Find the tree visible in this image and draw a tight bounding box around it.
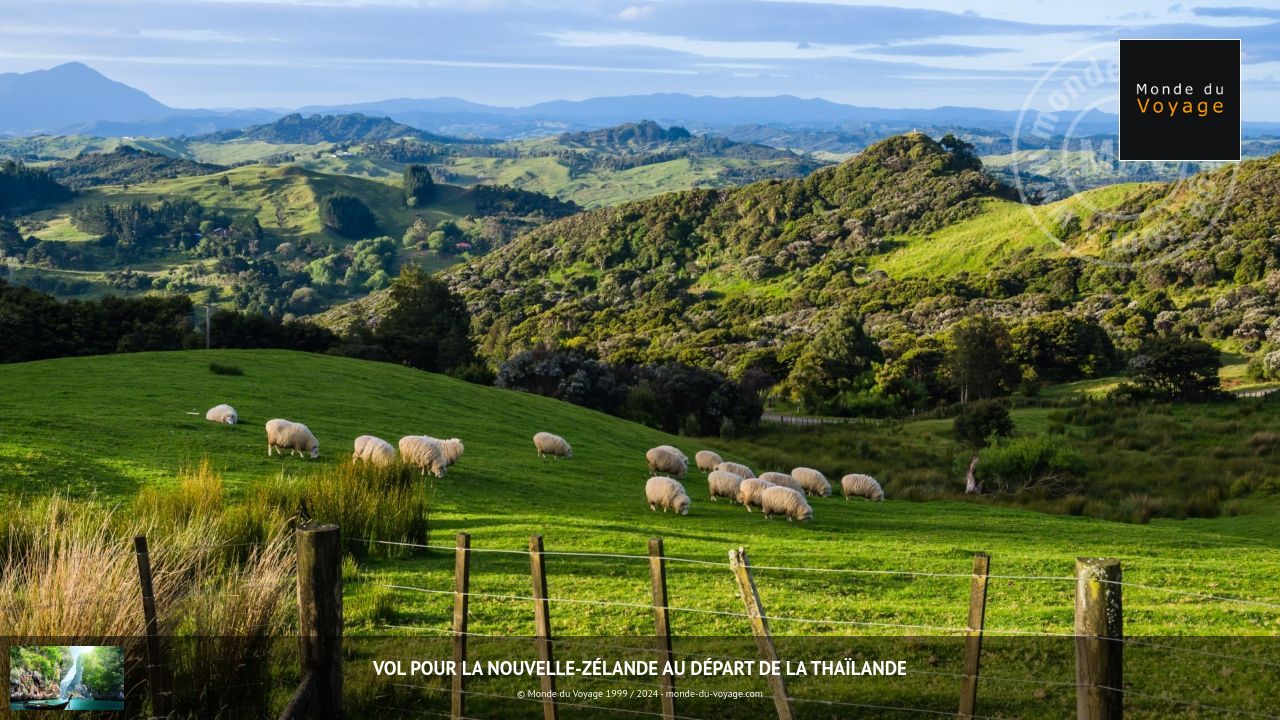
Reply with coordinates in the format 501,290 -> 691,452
1127,336 -> 1221,401
373,265 -> 476,372
403,164 -> 434,207
953,399 -> 1014,493
318,192 -> 377,239
944,314 -> 1020,403
787,307 -> 881,412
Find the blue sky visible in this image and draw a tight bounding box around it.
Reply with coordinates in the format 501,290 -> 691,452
1,0 -> 1279,117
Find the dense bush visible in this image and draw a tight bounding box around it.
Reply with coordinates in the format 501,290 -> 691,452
318,191 -> 378,239
0,159 -> 72,214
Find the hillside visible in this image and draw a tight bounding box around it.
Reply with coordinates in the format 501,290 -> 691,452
196,113 -> 472,145
1,349 -> 1277,647
48,145 -> 225,189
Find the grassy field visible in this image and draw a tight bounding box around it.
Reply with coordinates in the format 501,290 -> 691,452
1,349 -> 1278,642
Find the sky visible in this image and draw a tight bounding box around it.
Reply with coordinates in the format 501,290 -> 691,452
1,0 -> 1279,118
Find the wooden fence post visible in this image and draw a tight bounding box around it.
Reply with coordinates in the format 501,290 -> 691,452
296,523 -> 343,720
648,538 -> 677,720
452,533 -> 471,720
529,535 -> 558,720
1075,558 -> 1122,720
958,552 -> 990,719
134,535 -> 168,717
728,547 -> 795,720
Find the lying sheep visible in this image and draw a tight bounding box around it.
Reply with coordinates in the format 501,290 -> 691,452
760,486 -> 813,522
737,477 -> 776,512
841,473 -> 884,502
707,470 -> 743,503
647,446 -> 688,478
695,450 -> 723,473
716,461 -> 755,479
439,438 -> 465,466
399,435 -> 449,477
353,435 -> 396,467
791,467 -> 832,497
206,404 -> 238,425
645,476 -> 691,516
265,419 -> 319,459
533,432 -> 573,459
759,471 -> 804,493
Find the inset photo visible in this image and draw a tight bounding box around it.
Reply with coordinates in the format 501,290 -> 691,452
8,645 -> 125,712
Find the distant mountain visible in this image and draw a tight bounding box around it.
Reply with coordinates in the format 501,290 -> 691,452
195,113 -> 471,145
560,120 -> 694,148
61,110 -> 283,139
0,63 -> 173,134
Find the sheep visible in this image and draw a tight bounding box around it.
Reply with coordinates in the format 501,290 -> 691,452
439,438 -> 465,466
399,435 -> 449,477
695,450 -> 723,473
707,470 -> 743,503
716,461 -> 756,479
791,467 -> 832,497
533,432 -> 573,459
353,435 -> 396,467
841,473 -> 884,502
759,471 -> 804,493
656,445 -> 688,463
205,404 -> 238,425
645,476 -> 691,515
737,477 -> 776,512
646,446 -> 688,478
265,419 -> 319,459
760,486 -> 813,522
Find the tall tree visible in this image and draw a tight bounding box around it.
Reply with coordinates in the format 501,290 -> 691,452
787,307 -> 881,412
953,399 -> 1014,494
944,314 -> 1020,403
373,265 -> 475,372
1128,336 -> 1221,401
318,192 -> 377,239
403,164 -> 435,207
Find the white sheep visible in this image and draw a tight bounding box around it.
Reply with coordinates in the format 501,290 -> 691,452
533,432 -> 573,459
760,486 -> 813,522
645,476 -> 691,515
737,477 -> 776,512
695,450 -> 723,473
265,419 -> 319,459
353,435 -> 396,467
841,473 -> 884,502
439,438 -> 465,466
646,446 -> 688,478
791,467 -> 832,497
656,445 -> 689,463
716,461 -> 756,479
205,404 -> 238,425
399,435 -> 449,477
759,471 -> 804,493
707,470 -> 742,503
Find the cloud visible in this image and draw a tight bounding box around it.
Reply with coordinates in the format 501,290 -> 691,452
868,43 -> 1014,57
618,5 -> 654,21
1192,6 -> 1280,19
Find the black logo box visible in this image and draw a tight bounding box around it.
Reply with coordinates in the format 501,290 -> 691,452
1119,39 -> 1241,162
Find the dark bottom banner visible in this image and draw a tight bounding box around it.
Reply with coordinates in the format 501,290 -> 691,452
5,636 -> 1277,718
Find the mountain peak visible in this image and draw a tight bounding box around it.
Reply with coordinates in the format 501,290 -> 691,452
0,62 -> 172,134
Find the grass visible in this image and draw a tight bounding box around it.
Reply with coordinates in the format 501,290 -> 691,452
2,349 -> 1277,717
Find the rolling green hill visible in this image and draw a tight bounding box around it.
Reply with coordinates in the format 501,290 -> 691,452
1,349 -> 1278,642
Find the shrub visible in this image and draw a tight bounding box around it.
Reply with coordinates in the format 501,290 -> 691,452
208,362 -> 244,376
971,435 -> 1087,496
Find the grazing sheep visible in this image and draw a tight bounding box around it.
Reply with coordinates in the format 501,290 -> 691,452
265,419 -> 319,459
353,435 -> 396,467
716,461 -> 756,479
646,446 -> 688,478
645,476 -> 691,515
439,438 -> 465,466
759,471 -> 804,493
399,435 -> 449,477
205,404 -> 238,425
707,470 -> 743,503
791,467 -> 832,497
695,450 -> 723,473
737,477 -> 776,512
841,474 -> 884,502
656,445 -> 689,463
533,432 -> 573,459
760,486 -> 813,522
